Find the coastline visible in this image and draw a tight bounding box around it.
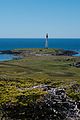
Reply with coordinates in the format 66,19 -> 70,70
0,48 -> 79,61
0,48 -> 80,119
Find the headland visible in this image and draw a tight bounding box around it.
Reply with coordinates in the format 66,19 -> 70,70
0,48 -> 80,120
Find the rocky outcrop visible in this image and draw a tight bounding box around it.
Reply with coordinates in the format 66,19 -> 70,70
73,62 -> 80,68
0,49 -> 78,57
44,87 -> 80,120
62,50 -> 78,56
0,50 -> 13,54
33,85 -> 80,120
1,85 -> 80,120
0,50 -> 22,54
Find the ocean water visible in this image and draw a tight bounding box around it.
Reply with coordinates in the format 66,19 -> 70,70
0,54 -> 17,61
0,38 -> 80,61
0,38 -> 80,51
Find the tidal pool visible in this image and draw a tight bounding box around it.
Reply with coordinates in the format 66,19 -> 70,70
0,54 -> 19,61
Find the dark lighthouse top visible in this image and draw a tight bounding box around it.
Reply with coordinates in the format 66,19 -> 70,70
46,33 -> 48,39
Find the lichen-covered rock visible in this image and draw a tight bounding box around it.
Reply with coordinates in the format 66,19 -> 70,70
1,86 -> 80,120
73,62 -> 80,68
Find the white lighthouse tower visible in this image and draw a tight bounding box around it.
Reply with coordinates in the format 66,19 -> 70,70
45,33 -> 48,49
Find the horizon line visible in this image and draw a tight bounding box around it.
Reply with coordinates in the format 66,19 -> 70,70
0,37 -> 80,39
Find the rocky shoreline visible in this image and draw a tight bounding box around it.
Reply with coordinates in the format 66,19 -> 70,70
0,49 -> 78,57
0,50 -> 22,55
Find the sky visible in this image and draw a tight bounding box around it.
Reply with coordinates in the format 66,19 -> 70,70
0,0 -> 80,38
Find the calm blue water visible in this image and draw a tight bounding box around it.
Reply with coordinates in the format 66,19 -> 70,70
0,54 -> 17,61
0,38 -> 80,61
0,38 -> 80,50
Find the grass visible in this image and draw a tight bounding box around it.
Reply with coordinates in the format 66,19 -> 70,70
0,49 -> 80,106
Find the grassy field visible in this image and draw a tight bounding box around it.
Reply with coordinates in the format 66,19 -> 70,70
0,49 -> 80,107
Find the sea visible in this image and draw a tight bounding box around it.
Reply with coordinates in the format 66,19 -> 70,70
0,38 -> 80,61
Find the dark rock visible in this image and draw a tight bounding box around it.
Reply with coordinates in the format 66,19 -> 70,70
0,50 -> 13,54
62,50 -> 78,56
1,86 -> 80,120
0,50 -> 22,54
73,62 -> 80,68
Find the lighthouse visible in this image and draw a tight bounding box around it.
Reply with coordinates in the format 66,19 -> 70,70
45,33 -> 48,49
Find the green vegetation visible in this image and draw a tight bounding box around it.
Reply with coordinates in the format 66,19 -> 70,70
0,48 -> 80,107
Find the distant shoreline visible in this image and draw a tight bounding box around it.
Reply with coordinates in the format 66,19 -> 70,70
0,49 -> 79,61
